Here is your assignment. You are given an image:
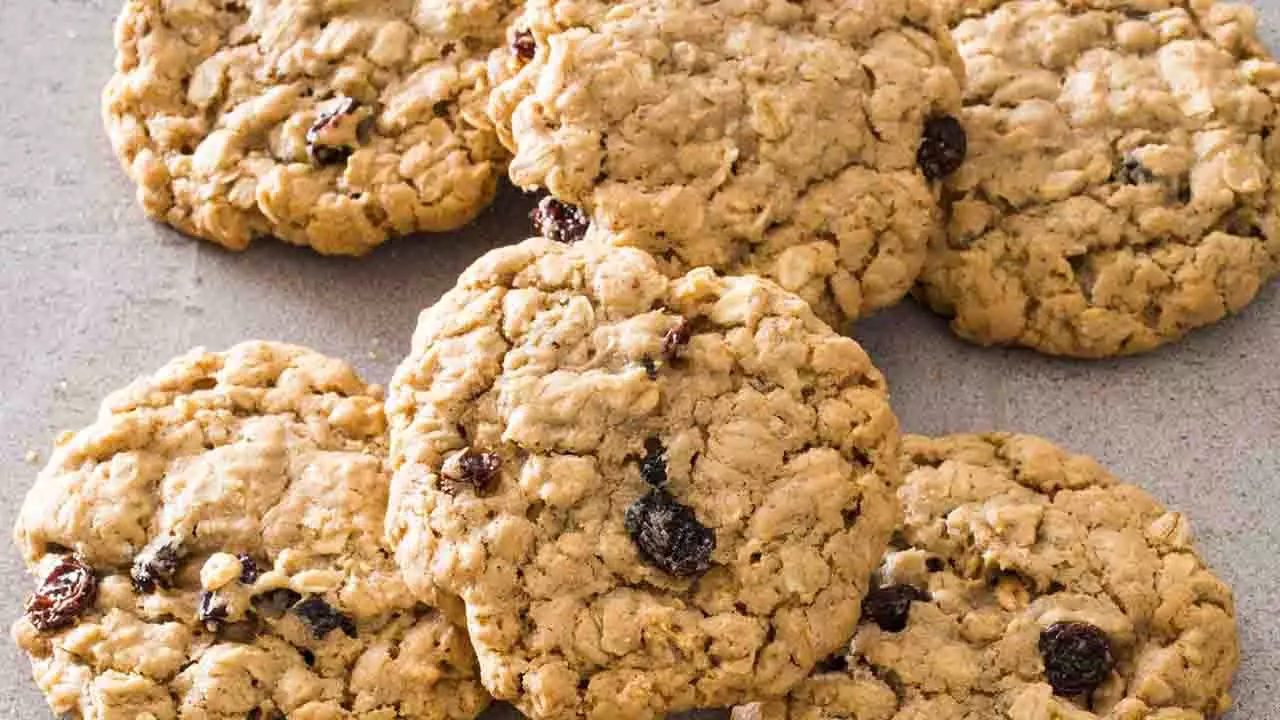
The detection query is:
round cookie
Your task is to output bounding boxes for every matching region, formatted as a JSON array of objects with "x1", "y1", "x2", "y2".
[
  {"x1": 385, "y1": 238, "x2": 902, "y2": 719},
  {"x1": 918, "y1": 0, "x2": 1280, "y2": 357},
  {"x1": 12, "y1": 342, "x2": 490, "y2": 719},
  {"x1": 484, "y1": 0, "x2": 966, "y2": 325},
  {"x1": 734, "y1": 433, "x2": 1240, "y2": 720},
  {"x1": 103, "y1": 0, "x2": 515, "y2": 255}
]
